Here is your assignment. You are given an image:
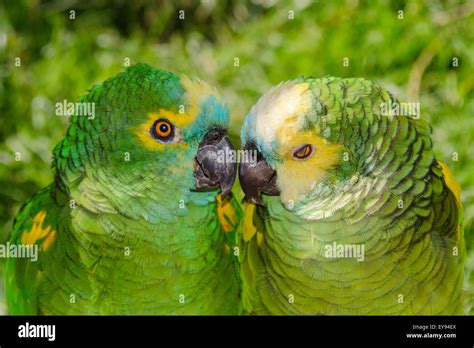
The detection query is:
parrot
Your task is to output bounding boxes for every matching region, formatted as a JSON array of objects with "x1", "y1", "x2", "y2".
[
  {"x1": 238, "y1": 76, "x2": 465, "y2": 315},
  {"x1": 4, "y1": 63, "x2": 242, "y2": 315}
]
